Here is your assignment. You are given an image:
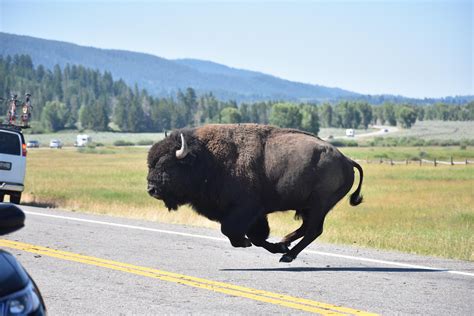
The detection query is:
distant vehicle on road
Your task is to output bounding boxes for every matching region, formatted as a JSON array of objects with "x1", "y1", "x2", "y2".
[
  {"x1": 26, "y1": 140, "x2": 40, "y2": 148},
  {"x1": 49, "y1": 139, "x2": 63, "y2": 149},
  {"x1": 0, "y1": 124, "x2": 26, "y2": 204},
  {"x1": 383, "y1": 128, "x2": 389, "y2": 133},
  {"x1": 74, "y1": 134, "x2": 91, "y2": 147},
  {"x1": 345, "y1": 129, "x2": 355, "y2": 137}
]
